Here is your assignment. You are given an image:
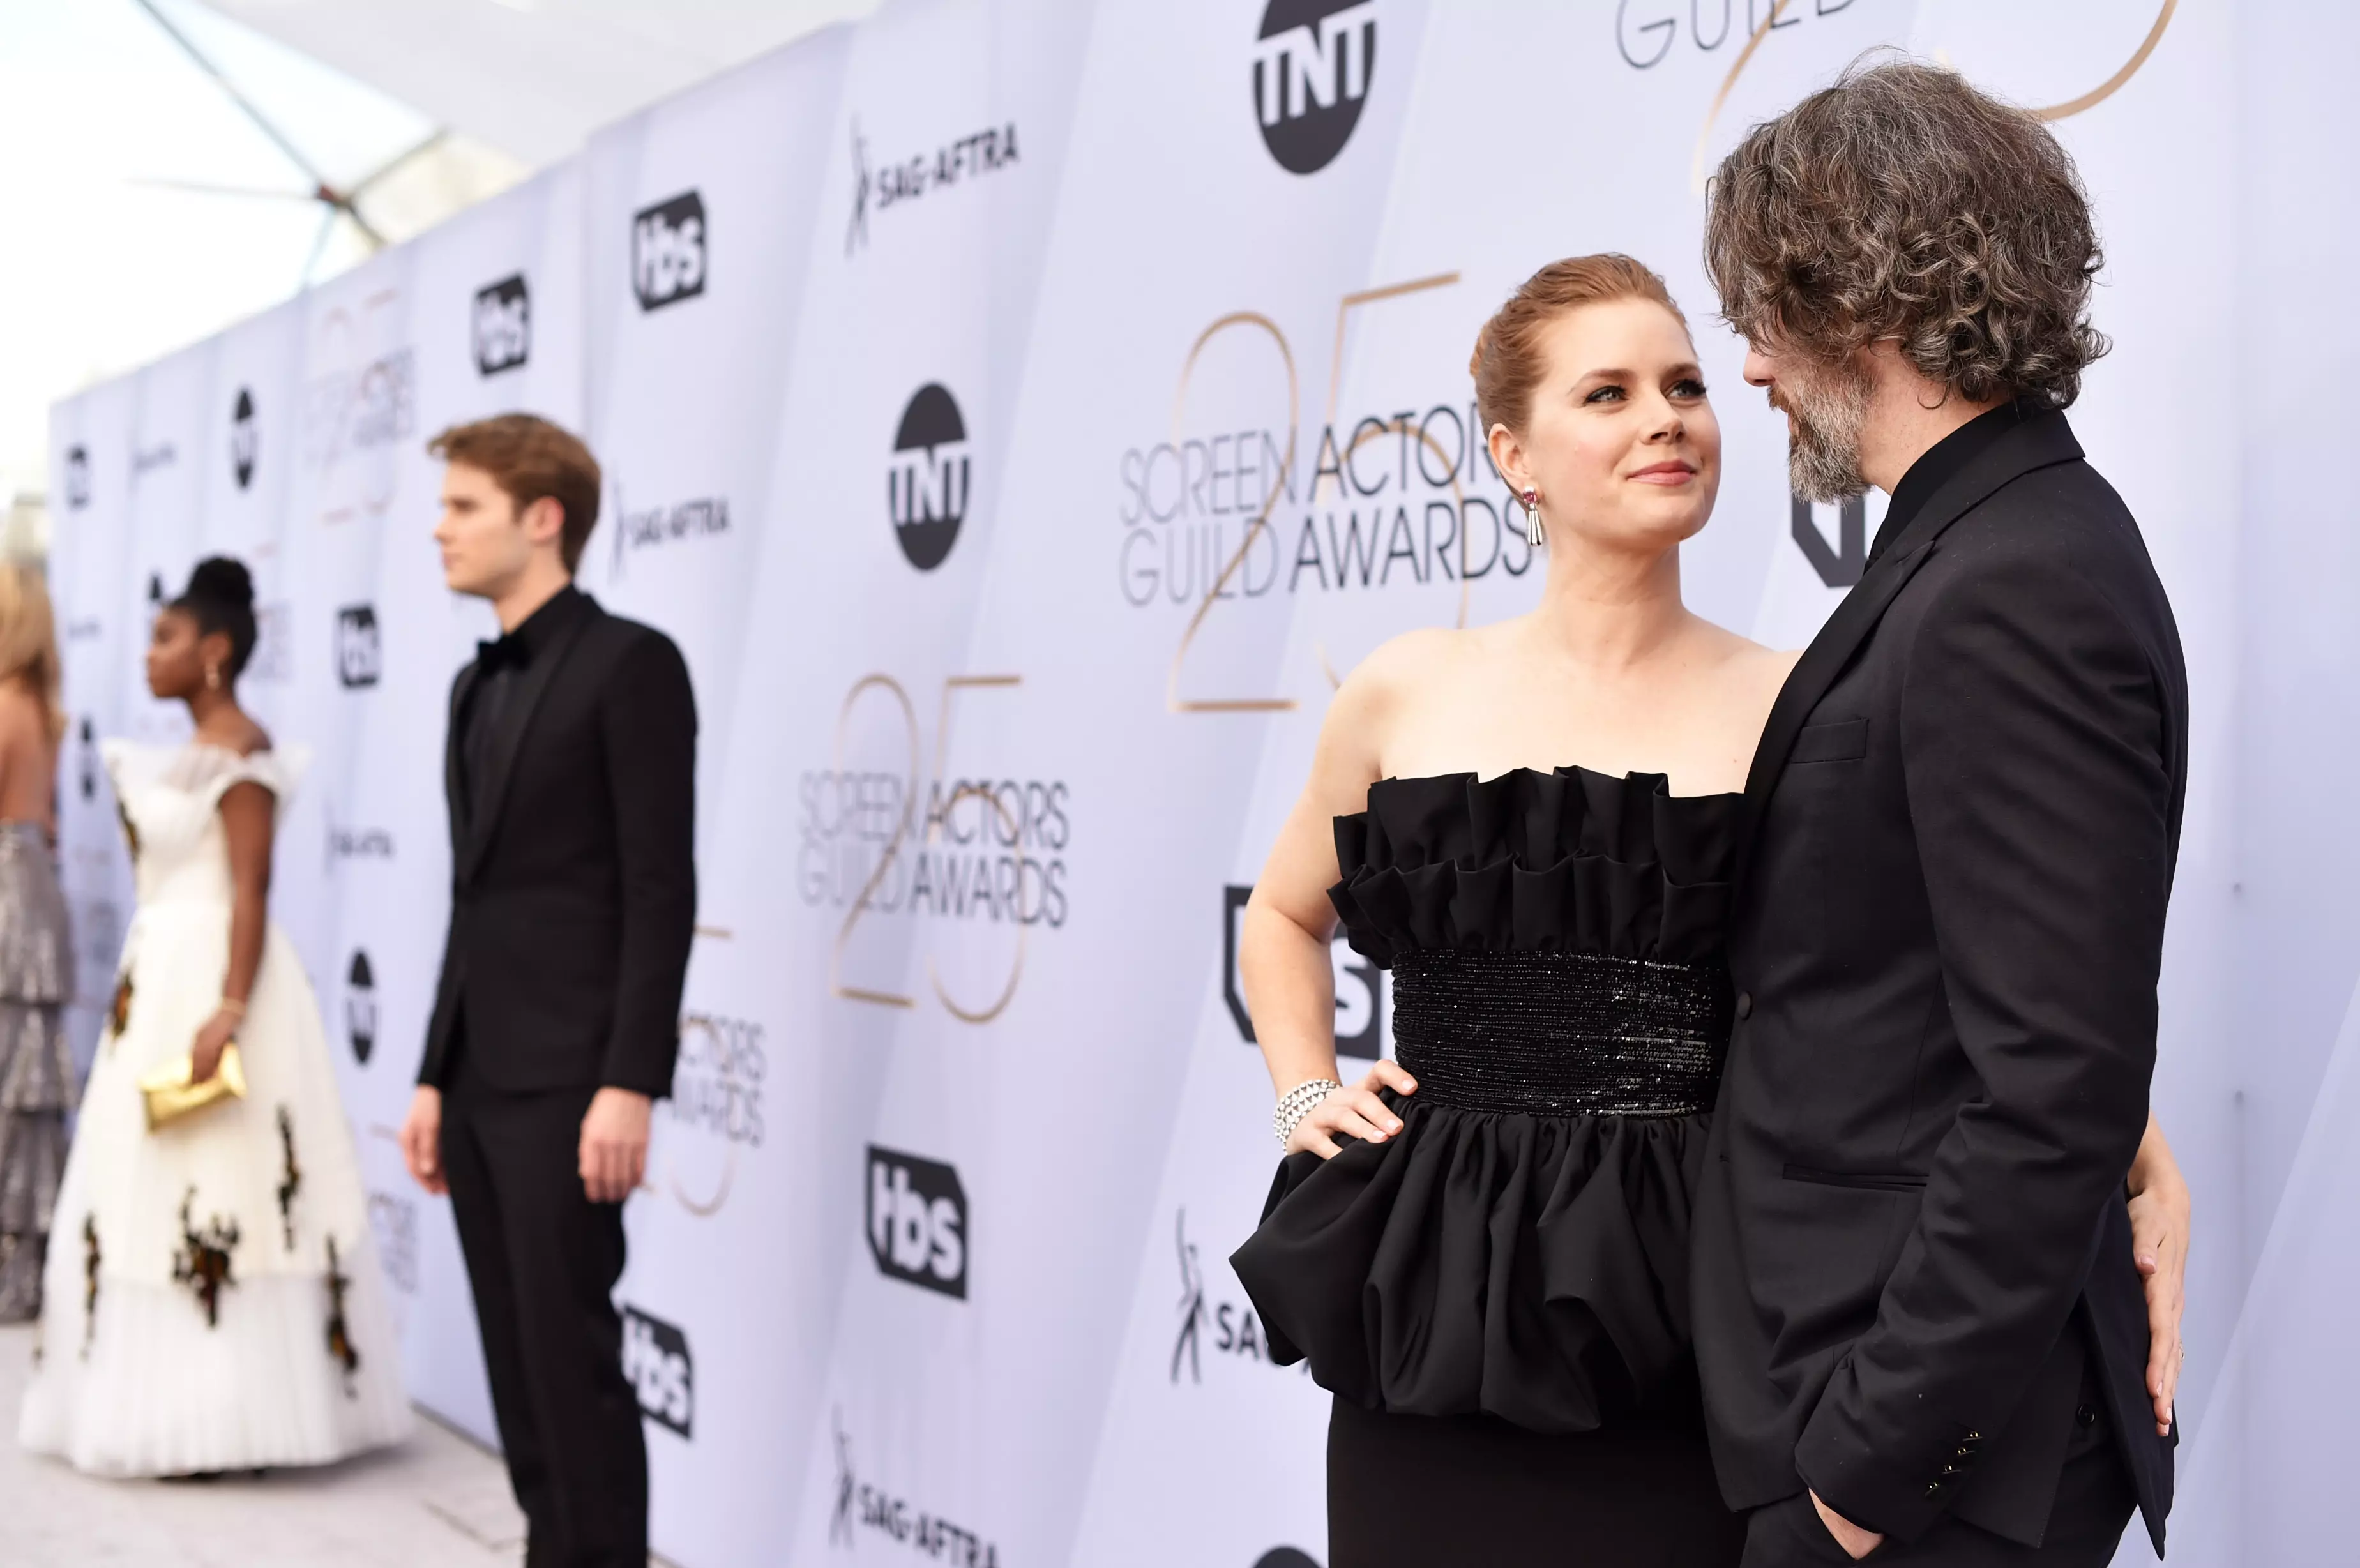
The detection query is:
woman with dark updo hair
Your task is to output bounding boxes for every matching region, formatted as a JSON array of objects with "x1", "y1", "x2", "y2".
[{"x1": 19, "y1": 557, "x2": 410, "y2": 1477}]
